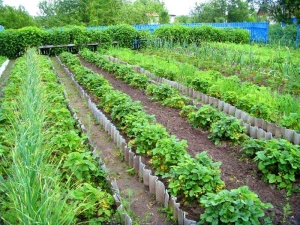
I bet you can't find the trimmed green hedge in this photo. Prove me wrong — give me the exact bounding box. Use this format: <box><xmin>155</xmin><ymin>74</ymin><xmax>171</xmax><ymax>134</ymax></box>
<box><xmin>0</xmin><ymin>24</ymin><xmax>250</xmax><ymax>59</ymax></box>
<box><xmin>154</xmin><ymin>25</ymin><xmax>250</xmax><ymax>45</ymax></box>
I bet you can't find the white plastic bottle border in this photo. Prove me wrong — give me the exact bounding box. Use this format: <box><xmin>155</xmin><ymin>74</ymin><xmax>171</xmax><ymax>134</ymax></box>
<box><xmin>0</xmin><ymin>60</ymin><xmax>9</xmax><ymax>78</ymax></box>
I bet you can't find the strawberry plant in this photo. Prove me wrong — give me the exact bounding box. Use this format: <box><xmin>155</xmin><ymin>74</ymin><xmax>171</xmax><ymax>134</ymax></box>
<box><xmin>188</xmin><ymin>105</ymin><xmax>224</xmax><ymax>130</ymax></box>
<box><xmin>70</xmin><ymin>183</ymin><xmax>114</xmax><ymax>223</ymax></box>
<box><xmin>164</xmin><ymin>152</ymin><xmax>225</xmax><ymax>203</ymax></box>
<box><xmin>161</xmin><ymin>95</ymin><xmax>189</xmax><ymax>109</ymax></box>
<box><xmin>111</xmin><ymin>99</ymin><xmax>144</xmax><ymax>122</ymax></box>
<box><xmin>124</xmin><ymin>73</ymin><xmax>149</xmax><ymax>90</ymax></box>
<box><xmin>146</xmin><ymin>83</ymin><xmax>178</xmax><ymax>101</ymax></box>
<box><xmin>63</xmin><ymin>152</ymin><xmax>108</xmax><ymax>187</ymax></box>
<box><xmin>179</xmin><ymin>105</ymin><xmax>197</xmax><ymax>118</ymax></box>
<box><xmin>122</xmin><ymin>111</ymin><xmax>156</xmax><ymax>138</ymax></box>
<box><xmin>98</xmin><ymin>91</ymin><xmax>131</xmax><ymax>114</ymax></box>
<box><xmin>199</xmin><ymin>186</ymin><xmax>273</xmax><ymax>225</ymax></box>
<box><xmin>151</xmin><ymin>135</ymin><xmax>188</xmax><ymax>175</ymax></box>
<box><xmin>240</xmin><ymin>138</ymin><xmax>266</xmax><ymax>158</ymax></box>
<box><xmin>254</xmin><ymin>139</ymin><xmax>300</xmax><ymax>195</ymax></box>
<box><xmin>208</xmin><ymin>116</ymin><xmax>246</xmax><ymax>146</ymax></box>
<box><xmin>129</xmin><ymin>123</ymin><xmax>169</xmax><ymax>155</ymax></box>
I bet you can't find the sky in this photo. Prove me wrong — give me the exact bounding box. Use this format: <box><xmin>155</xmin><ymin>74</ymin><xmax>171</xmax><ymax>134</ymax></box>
<box><xmin>2</xmin><ymin>0</ymin><xmax>206</xmax><ymax>16</ymax></box>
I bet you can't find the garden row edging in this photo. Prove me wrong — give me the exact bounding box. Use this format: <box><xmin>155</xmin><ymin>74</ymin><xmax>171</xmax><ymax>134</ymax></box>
<box><xmin>106</xmin><ymin>55</ymin><xmax>300</xmax><ymax>145</ymax></box>
<box><xmin>52</xmin><ymin>61</ymin><xmax>133</xmax><ymax>224</ymax></box>
<box><xmin>56</xmin><ymin>56</ymin><xmax>197</xmax><ymax>225</ymax></box>
<box><xmin>0</xmin><ymin>60</ymin><xmax>9</xmax><ymax>78</ymax></box>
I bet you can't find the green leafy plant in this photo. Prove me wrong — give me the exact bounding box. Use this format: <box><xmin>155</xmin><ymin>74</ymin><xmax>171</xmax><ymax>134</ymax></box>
<box><xmin>208</xmin><ymin>116</ymin><xmax>246</xmax><ymax>146</ymax></box>
<box><xmin>164</xmin><ymin>152</ymin><xmax>225</xmax><ymax>203</ymax></box>
<box><xmin>199</xmin><ymin>186</ymin><xmax>273</xmax><ymax>225</ymax></box>
<box><xmin>254</xmin><ymin>139</ymin><xmax>300</xmax><ymax>195</ymax></box>
<box><xmin>150</xmin><ymin>135</ymin><xmax>188</xmax><ymax>175</ymax></box>
<box><xmin>70</xmin><ymin>183</ymin><xmax>114</xmax><ymax>223</ymax></box>
<box><xmin>63</xmin><ymin>152</ymin><xmax>108</xmax><ymax>186</ymax></box>
<box><xmin>179</xmin><ymin>105</ymin><xmax>197</xmax><ymax>118</ymax></box>
<box><xmin>188</xmin><ymin>105</ymin><xmax>223</xmax><ymax>130</ymax></box>
<box><xmin>240</xmin><ymin>138</ymin><xmax>266</xmax><ymax>158</ymax></box>
<box><xmin>161</xmin><ymin>95</ymin><xmax>189</xmax><ymax>109</ymax></box>
<box><xmin>129</xmin><ymin>123</ymin><xmax>169</xmax><ymax>155</ymax></box>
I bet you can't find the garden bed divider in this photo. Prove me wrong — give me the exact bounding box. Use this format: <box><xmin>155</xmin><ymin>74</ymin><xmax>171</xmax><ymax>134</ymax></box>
<box><xmin>57</xmin><ymin>56</ymin><xmax>197</xmax><ymax>225</ymax></box>
<box><xmin>0</xmin><ymin>59</ymin><xmax>9</xmax><ymax>78</ymax></box>
<box><xmin>107</xmin><ymin>56</ymin><xmax>300</xmax><ymax>145</ymax></box>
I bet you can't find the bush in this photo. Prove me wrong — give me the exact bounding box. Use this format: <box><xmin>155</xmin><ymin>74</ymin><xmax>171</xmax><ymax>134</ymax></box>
<box><xmin>268</xmin><ymin>24</ymin><xmax>297</xmax><ymax>47</ymax></box>
<box><xmin>199</xmin><ymin>186</ymin><xmax>273</xmax><ymax>225</ymax></box>
<box><xmin>102</xmin><ymin>24</ymin><xmax>139</xmax><ymax>48</ymax></box>
<box><xmin>153</xmin><ymin>25</ymin><xmax>191</xmax><ymax>44</ymax></box>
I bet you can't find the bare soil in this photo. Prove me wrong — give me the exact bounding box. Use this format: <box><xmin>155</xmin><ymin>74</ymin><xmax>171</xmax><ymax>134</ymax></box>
<box><xmin>76</xmin><ymin>56</ymin><xmax>300</xmax><ymax>225</ymax></box>
<box><xmin>51</xmin><ymin>58</ymin><xmax>173</xmax><ymax>225</ymax></box>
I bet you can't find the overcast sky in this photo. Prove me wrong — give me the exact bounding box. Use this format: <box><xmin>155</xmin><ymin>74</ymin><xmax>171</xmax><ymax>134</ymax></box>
<box><xmin>2</xmin><ymin>0</ymin><xmax>206</xmax><ymax>16</ymax></box>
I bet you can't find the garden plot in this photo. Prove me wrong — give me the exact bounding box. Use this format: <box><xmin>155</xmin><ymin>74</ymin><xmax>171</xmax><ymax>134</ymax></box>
<box><xmin>59</xmin><ymin>51</ymin><xmax>300</xmax><ymax>224</ymax></box>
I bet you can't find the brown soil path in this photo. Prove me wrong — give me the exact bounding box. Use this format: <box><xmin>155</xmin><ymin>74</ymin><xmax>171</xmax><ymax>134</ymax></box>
<box><xmin>51</xmin><ymin>57</ymin><xmax>173</xmax><ymax>225</ymax></box>
<box><xmin>78</xmin><ymin>56</ymin><xmax>300</xmax><ymax>224</ymax></box>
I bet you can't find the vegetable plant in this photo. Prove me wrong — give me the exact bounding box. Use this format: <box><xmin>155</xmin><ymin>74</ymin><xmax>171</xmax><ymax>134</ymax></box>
<box><xmin>164</xmin><ymin>152</ymin><xmax>225</xmax><ymax>203</ymax></box>
<box><xmin>199</xmin><ymin>186</ymin><xmax>273</xmax><ymax>225</ymax></box>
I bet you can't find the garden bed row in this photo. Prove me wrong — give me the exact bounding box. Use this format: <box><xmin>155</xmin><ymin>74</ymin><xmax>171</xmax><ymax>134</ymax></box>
<box><xmin>0</xmin><ymin>50</ymin><xmax>121</xmax><ymax>224</ymax></box>
<box><xmin>105</xmin><ymin>47</ymin><xmax>300</xmax><ymax>133</ymax></box>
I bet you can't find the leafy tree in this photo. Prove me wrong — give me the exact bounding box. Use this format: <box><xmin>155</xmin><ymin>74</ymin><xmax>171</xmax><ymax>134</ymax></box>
<box><xmin>251</xmin><ymin>0</ymin><xmax>300</xmax><ymax>23</ymax></box>
<box><xmin>37</xmin><ymin>0</ymin><xmax>122</xmax><ymax>27</ymax></box>
<box><xmin>175</xmin><ymin>15</ymin><xmax>192</xmax><ymax>24</ymax></box>
<box><xmin>115</xmin><ymin>0</ymin><xmax>169</xmax><ymax>24</ymax></box>
<box><xmin>0</xmin><ymin>5</ymin><xmax>37</xmax><ymax>29</ymax></box>
<box><xmin>190</xmin><ymin>0</ymin><xmax>253</xmax><ymax>23</ymax></box>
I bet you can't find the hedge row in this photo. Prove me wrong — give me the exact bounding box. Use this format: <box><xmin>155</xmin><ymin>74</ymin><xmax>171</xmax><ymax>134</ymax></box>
<box><xmin>153</xmin><ymin>25</ymin><xmax>250</xmax><ymax>45</ymax></box>
<box><xmin>0</xmin><ymin>24</ymin><xmax>250</xmax><ymax>59</ymax></box>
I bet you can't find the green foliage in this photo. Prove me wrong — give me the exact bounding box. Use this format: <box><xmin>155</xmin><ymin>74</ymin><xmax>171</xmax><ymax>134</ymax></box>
<box><xmin>103</xmin><ymin>24</ymin><xmax>139</xmax><ymax>48</ymax></box>
<box><xmin>190</xmin><ymin>26</ymin><xmax>250</xmax><ymax>44</ymax></box>
<box><xmin>188</xmin><ymin>105</ymin><xmax>224</xmax><ymax>130</ymax></box>
<box><xmin>164</xmin><ymin>152</ymin><xmax>225</xmax><ymax>203</ymax></box>
<box><xmin>146</xmin><ymin>83</ymin><xmax>188</xmax><ymax>109</ymax></box>
<box><xmin>70</xmin><ymin>183</ymin><xmax>114</xmax><ymax>223</ymax></box>
<box><xmin>122</xmin><ymin>111</ymin><xmax>156</xmax><ymax>138</ymax></box>
<box><xmin>111</xmin><ymin>100</ymin><xmax>144</xmax><ymax>124</ymax></box>
<box><xmin>154</xmin><ymin>25</ymin><xmax>250</xmax><ymax>45</ymax></box>
<box><xmin>268</xmin><ymin>24</ymin><xmax>297</xmax><ymax>47</ymax></box>
<box><xmin>0</xmin><ymin>5</ymin><xmax>37</xmax><ymax>29</ymax></box>
<box><xmin>63</xmin><ymin>152</ymin><xmax>108</xmax><ymax>186</ymax></box>
<box><xmin>154</xmin><ymin>25</ymin><xmax>191</xmax><ymax>44</ymax></box>
<box><xmin>179</xmin><ymin>105</ymin><xmax>197</xmax><ymax>117</ymax></box>
<box><xmin>151</xmin><ymin>135</ymin><xmax>188</xmax><ymax>175</ymax></box>
<box><xmin>199</xmin><ymin>186</ymin><xmax>273</xmax><ymax>225</ymax></box>
<box><xmin>254</xmin><ymin>139</ymin><xmax>300</xmax><ymax>195</ymax></box>
<box><xmin>129</xmin><ymin>123</ymin><xmax>169</xmax><ymax>155</ymax></box>
<box><xmin>241</xmin><ymin>138</ymin><xmax>266</xmax><ymax>158</ymax></box>
<box><xmin>208</xmin><ymin>116</ymin><xmax>246</xmax><ymax>145</ymax></box>
<box><xmin>280</xmin><ymin>113</ymin><xmax>300</xmax><ymax>132</ymax></box>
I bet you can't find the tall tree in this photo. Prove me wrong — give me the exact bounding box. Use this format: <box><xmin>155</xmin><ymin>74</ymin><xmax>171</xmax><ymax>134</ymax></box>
<box><xmin>251</xmin><ymin>0</ymin><xmax>300</xmax><ymax>23</ymax></box>
<box><xmin>37</xmin><ymin>0</ymin><xmax>122</xmax><ymax>27</ymax></box>
<box><xmin>190</xmin><ymin>0</ymin><xmax>253</xmax><ymax>23</ymax></box>
<box><xmin>0</xmin><ymin>5</ymin><xmax>37</xmax><ymax>29</ymax></box>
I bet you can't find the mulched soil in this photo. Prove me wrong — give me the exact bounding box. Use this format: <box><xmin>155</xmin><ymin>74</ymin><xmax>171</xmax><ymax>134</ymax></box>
<box><xmin>78</xmin><ymin>56</ymin><xmax>300</xmax><ymax>224</ymax></box>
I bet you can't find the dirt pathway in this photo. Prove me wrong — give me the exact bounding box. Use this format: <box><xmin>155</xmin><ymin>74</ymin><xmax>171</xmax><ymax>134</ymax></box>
<box><xmin>77</xmin><ymin>56</ymin><xmax>300</xmax><ymax>224</ymax></box>
<box><xmin>51</xmin><ymin>57</ymin><xmax>172</xmax><ymax>225</ymax></box>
